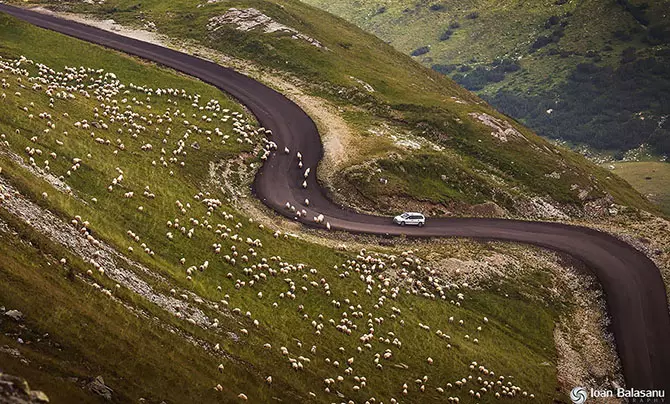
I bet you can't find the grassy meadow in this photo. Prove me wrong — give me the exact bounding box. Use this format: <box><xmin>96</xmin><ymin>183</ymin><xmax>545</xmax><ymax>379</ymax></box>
<box><xmin>0</xmin><ymin>13</ymin><xmax>575</xmax><ymax>403</ymax></box>
<box><xmin>13</xmin><ymin>0</ymin><xmax>656</xmax><ymax>217</ymax></box>
<box><xmin>610</xmin><ymin>161</ymin><xmax>670</xmax><ymax>216</ymax></box>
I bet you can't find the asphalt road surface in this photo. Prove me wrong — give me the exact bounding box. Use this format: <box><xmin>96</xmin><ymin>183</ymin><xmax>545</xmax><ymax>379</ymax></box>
<box><xmin>2</xmin><ymin>4</ymin><xmax>669</xmax><ymax>395</ymax></box>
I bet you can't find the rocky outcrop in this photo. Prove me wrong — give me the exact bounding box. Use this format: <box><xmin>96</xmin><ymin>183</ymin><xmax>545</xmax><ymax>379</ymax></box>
<box><xmin>207</xmin><ymin>8</ymin><xmax>325</xmax><ymax>48</ymax></box>
<box><xmin>4</xmin><ymin>310</ymin><xmax>24</xmax><ymax>322</ymax></box>
<box><xmin>468</xmin><ymin>112</ymin><xmax>526</xmax><ymax>142</ymax></box>
<box><xmin>86</xmin><ymin>376</ymin><xmax>113</xmax><ymax>401</ymax></box>
<box><xmin>0</xmin><ymin>373</ymin><xmax>50</xmax><ymax>403</ymax></box>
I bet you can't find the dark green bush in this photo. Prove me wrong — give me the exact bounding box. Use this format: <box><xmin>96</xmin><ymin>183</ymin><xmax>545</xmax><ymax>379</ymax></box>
<box><xmin>431</xmin><ymin>64</ymin><xmax>457</xmax><ymax>74</ymax></box>
<box><xmin>410</xmin><ymin>46</ymin><xmax>430</xmax><ymax>56</ymax></box>
<box><xmin>439</xmin><ymin>29</ymin><xmax>454</xmax><ymax>41</ymax></box>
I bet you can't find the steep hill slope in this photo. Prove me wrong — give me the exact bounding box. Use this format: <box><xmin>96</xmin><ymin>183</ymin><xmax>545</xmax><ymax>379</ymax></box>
<box><xmin>299</xmin><ymin>0</ymin><xmax>670</xmax><ymax>157</ymax></box>
<box><xmin>9</xmin><ymin>0</ymin><xmax>655</xmax><ymax>220</ymax></box>
<box><xmin>0</xmin><ymin>12</ymin><xmax>606</xmax><ymax>403</ymax></box>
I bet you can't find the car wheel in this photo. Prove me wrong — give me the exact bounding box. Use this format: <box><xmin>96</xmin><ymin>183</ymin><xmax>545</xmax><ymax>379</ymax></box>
<box><xmin>419</xmin><ymin>222</ymin><xmax>424</xmax><ymax>227</ymax></box>
<box><xmin>400</xmin><ymin>221</ymin><xmax>406</xmax><ymax>226</ymax></box>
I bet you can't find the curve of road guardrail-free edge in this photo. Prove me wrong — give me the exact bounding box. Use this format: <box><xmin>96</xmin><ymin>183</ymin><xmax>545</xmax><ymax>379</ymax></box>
<box><xmin>1</xmin><ymin>4</ymin><xmax>669</xmax><ymax>396</ymax></box>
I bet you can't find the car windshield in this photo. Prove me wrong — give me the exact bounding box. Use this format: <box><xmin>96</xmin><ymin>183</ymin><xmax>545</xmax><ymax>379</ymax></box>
<box><xmin>401</xmin><ymin>213</ymin><xmax>409</xmax><ymax>218</ymax></box>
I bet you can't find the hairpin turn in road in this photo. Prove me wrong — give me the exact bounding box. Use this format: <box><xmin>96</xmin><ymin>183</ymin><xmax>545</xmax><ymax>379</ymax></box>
<box><xmin>1</xmin><ymin>4</ymin><xmax>669</xmax><ymax>395</ymax></box>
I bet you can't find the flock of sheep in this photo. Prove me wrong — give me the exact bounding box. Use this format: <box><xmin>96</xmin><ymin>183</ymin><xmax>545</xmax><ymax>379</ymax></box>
<box><xmin>0</xmin><ymin>54</ymin><xmax>539</xmax><ymax>403</ymax></box>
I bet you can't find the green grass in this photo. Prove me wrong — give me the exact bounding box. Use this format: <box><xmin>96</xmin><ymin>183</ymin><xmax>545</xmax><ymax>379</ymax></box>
<box><xmin>0</xmin><ymin>210</ymin><xmax>263</xmax><ymax>403</ymax></box>
<box><xmin>15</xmin><ymin>0</ymin><xmax>657</xmax><ymax>216</ymax></box>
<box><xmin>299</xmin><ymin>0</ymin><xmax>670</xmax><ymax>156</ymax></box>
<box><xmin>298</xmin><ymin>0</ymin><xmax>665</xmax><ymax>77</ymax></box>
<box><xmin>609</xmin><ymin>161</ymin><xmax>670</xmax><ymax>216</ymax></box>
<box><xmin>0</xmin><ymin>13</ymin><xmax>575</xmax><ymax>403</ymax></box>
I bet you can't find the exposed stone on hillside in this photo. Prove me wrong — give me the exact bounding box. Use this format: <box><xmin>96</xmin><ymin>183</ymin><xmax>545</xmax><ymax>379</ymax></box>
<box><xmin>0</xmin><ymin>177</ymin><xmax>214</xmax><ymax>328</ymax></box>
<box><xmin>0</xmin><ymin>373</ymin><xmax>50</xmax><ymax>403</ymax></box>
<box><xmin>4</xmin><ymin>309</ymin><xmax>24</xmax><ymax>322</ymax></box>
<box><xmin>86</xmin><ymin>376</ymin><xmax>113</xmax><ymax>401</ymax></box>
<box><xmin>207</xmin><ymin>8</ymin><xmax>325</xmax><ymax>48</ymax></box>
<box><xmin>468</xmin><ymin>112</ymin><xmax>526</xmax><ymax>142</ymax></box>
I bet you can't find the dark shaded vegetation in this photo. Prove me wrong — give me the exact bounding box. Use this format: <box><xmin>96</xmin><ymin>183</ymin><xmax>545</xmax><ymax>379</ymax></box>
<box><xmin>531</xmin><ymin>17</ymin><xmax>566</xmax><ymax>51</ymax></box>
<box><xmin>440</xmin><ymin>20</ymin><xmax>461</xmax><ymax>40</ymax></box>
<box><xmin>646</xmin><ymin>23</ymin><xmax>670</xmax><ymax>45</ymax></box>
<box><xmin>492</xmin><ymin>58</ymin><xmax>522</xmax><ymax>72</ymax></box>
<box><xmin>429</xmin><ymin>9</ymin><xmax>670</xmax><ymax>156</ymax></box>
<box><xmin>451</xmin><ymin>59</ymin><xmax>521</xmax><ymax>91</ymax></box>
<box><xmin>466</xmin><ymin>11</ymin><xmax>479</xmax><ymax>19</ymax></box>
<box><xmin>532</xmin><ymin>35</ymin><xmax>554</xmax><ymax>50</ymax></box>
<box><xmin>431</xmin><ymin>63</ymin><xmax>457</xmax><ymax>74</ymax></box>
<box><xmin>545</xmin><ymin>15</ymin><xmax>560</xmax><ymax>28</ymax></box>
<box><xmin>616</xmin><ymin>0</ymin><xmax>650</xmax><ymax>26</ymax></box>
<box><xmin>614</xmin><ymin>28</ymin><xmax>635</xmax><ymax>41</ymax></box>
<box><xmin>621</xmin><ymin>46</ymin><xmax>637</xmax><ymax>63</ymax></box>
<box><xmin>410</xmin><ymin>45</ymin><xmax>430</xmax><ymax>56</ymax></box>
<box><xmin>487</xmin><ymin>54</ymin><xmax>670</xmax><ymax>154</ymax></box>
<box><xmin>429</xmin><ymin>3</ymin><xmax>445</xmax><ymax>11</ymax></box>
<box><xmin>439</xmin><ymin>29</ymin><xmax>454</xmax><ymax>41</ymax></box>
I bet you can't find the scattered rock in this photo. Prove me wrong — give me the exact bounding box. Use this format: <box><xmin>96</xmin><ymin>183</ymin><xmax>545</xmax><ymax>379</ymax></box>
<box><xmin>349</xmin><ymin>76</ymin><xmax>375</xmax><ymax>93</ymax></box>
<box><xmin>0</xmin><ymin>345</ymin><xmax>23</xmax><ymax>360</ymax></box>
<box><xmin>0</xmin><ymin>373</ymin><xmax>50</xmax><ymax>403</ymax></box>
<box><xmin>470</xmin><ymin>201</ymin><xmax>507</xmax><ymax>217</ymax></box>
<box><xmin>86</xmin><ymin>376</ymin><xmax>113</xmax><ymax>401</ymax></box>
<box><xmin>468</xmin><ymin>112</ymin><xmax>526</xmax><ymax>142</ymax></box>
<box><xmin>4</xmin><ymin>310</ymin><xmax>23</xmax><ymax>322</ymax></box>
<box><xmin>207</xmin><ymin>8</ymin><xmax>325</xmax><ymax>48</ymax></box>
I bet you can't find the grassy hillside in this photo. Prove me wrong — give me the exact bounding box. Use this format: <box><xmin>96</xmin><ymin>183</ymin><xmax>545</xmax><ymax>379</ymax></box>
<box><xmin>12</xmin><ymin>0</ymin><xmax>656</xmax><ymax>219</ymax></box>
<box><xmin>609</xmin><ymin>161</ymin><xmax>670</xmax><ymax>215</ymax></box>
<box><xmin>0</xmin><ymin>13</ymin><xmax>585</xmax><ymax>403</ymax></box>
<box><xmin>299</xmin><ymin>0</ymin><xmax>670</xmax><ymax>157</ymax></box>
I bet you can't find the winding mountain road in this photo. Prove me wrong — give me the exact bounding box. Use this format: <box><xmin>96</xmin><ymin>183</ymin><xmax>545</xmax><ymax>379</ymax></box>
<box><xmin>1</xmin><ymin>4</ymin><xmax>669</xmax><ymax>395</ymax></box>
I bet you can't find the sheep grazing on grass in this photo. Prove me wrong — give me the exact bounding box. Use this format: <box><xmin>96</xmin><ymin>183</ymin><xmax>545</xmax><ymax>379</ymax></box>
<box><xmin>0</xmin><ymin>56</ymin><xmax>536</xmax><ymax>402</ymax></box>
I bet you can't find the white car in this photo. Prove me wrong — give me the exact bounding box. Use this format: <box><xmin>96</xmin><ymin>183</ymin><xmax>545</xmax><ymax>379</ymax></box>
<box><xmin>393</xmin><ymin>212</ymin><xmax>426</xmax><ymax>227</ymax></box>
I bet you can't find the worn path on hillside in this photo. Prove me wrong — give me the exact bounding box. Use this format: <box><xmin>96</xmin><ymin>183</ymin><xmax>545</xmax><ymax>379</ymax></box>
<box><xmin>1</xmin><ymin>4</ymin><xmax>669</xmax><ymax>395</ymax></box>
